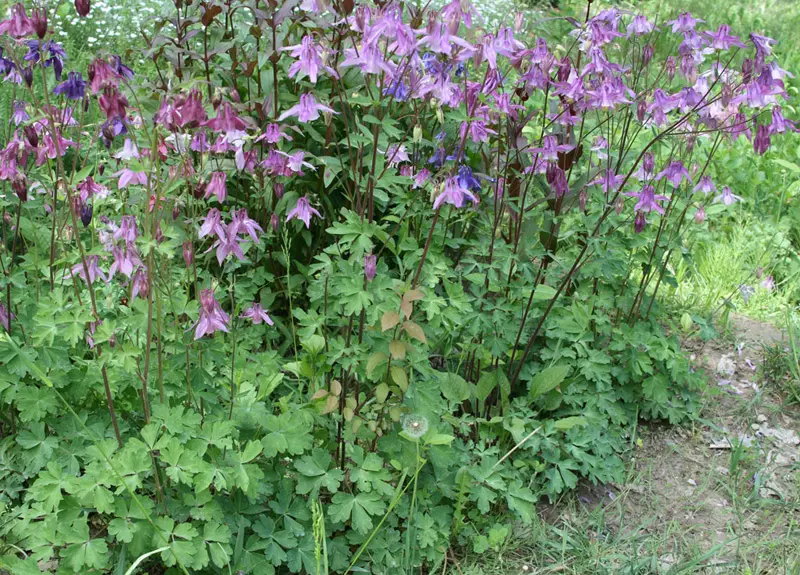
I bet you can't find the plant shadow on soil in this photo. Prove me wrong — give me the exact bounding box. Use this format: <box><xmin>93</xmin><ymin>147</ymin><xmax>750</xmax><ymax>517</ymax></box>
<box><xmin>462</xmin><ymin>315</ymin><xmax>800</xmax><ymax>575</ymax></box>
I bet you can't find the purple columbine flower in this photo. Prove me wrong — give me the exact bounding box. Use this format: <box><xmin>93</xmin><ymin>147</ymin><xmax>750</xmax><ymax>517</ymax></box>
<box><xmin>364</xmin><ymin>254</ymin><xmax>377</xmax><ymax>282</ymax></box>
<box><xmin>71</xmin><ymin>255</ymin><xmax>107</xmax><ymax>284</ymax></box>
<box><xmin>714</xmin><ymin>186</ymin><xmax>743</xmax><ymax>206</ymax></box>
<box><xmin>256</xmin><ymin>123</ymin><xmax>292</xmax><ymax>144</ymax></box>
<box><xmin>229</xmin><ymin>209</ymin><xmax>263</xmax><ymax>243</ymax></box>
<box><xmin>770</xmin><ymin>106</ymin><xmax>796</xmax><ymax>134</ymax></box>
<box><xmin>693</xmin><ymin>176</ymin><xmax>716</xmax><ymax>195</ymax></box>
<box><xmin>656</xmin><ymin>161</ymin><xmax>691</xmax><ymax>187</ymax></box>
<box><xmin>667</xmin><ymin>12</ymin><xmax>702</xmax><ymax>33</ymax></box>
<box><xmin>241</xmin><ymin>303</ymin><xmax>274</xmax><ymax>325</ymax></box>
<box><xmin>203</xmin><ymin>102</ymin><xmax>247</xmax><ymax>133</ymax></box>
<box><xmin>286</xmin><ymin>196</ymin><xmax>322</xmax><ymax>228</ymax></box>
<box><xmin>457</xmin><ymin>166</ymin><xmax>481</xmax><ymax>192</ymax></box>
<box><xmin>626</xmin><ymin>184</ymin><xmax>669</xmax><ymax>214</ymax></box>
<box><xmin>12</xmin><ymin>100</ymin><xmax>29</xmax><ymax>125</ymax></box>
<box><xmin>113</xmin><ymin>215</ymin><xmax>138</xmax><ymax>243</ymax></box>
<box><xmin>212</xmin><ymin>227</ymin><xmax>246</xmax><ymax>265</ymax></box>
<box><xmin>53</xmin><ymin>71</ymin><xmax>86</xmax><ymax>100</ymax></box>
<box><xmin>109</xmin><ymin>243</ymin><xmax>141</xmax><ymax>278</ymax></box>
<box><xmin>199</xmin><ymin>208</ymin><xmax>225</xmax><ymax>239</ymax></box>
<box><xmin>546</xmin><ymin>164</ymin><xmax>569</xmax><ymax>198</ymax></box>
<box><xmin>590</xmin><ymin>169</ymin><xmax>625</xmax><ymax>194</ymax></box>
<box><xmin>278</xmin><ymin>94</ymin><xmax>336</xmax><ymax>123</ymax></box>
<box><xmin>284</xmin><ymin>35</ymin><xmax>337</xmax><ymax>84</ymax></box>
<box><xmin>704</xmin><ymin>24</ymin><xmax>746</xmax><ymax>50</ymax></box>
<box><xmin>205</xmin><ymin>172</ymin><xmax>228</xmax><ymax>203</ymax></box>
<box><xmin>340</xmin><ymin>41</ymin><xmax>396</xmax><ymax>76</ymax></box>
<box><xmin>761</xmin><ymin>275</ymin><xmax>775</xmax><ymax>291</ymax></box>
<box><xmin>433</xmin><ymin>176</ymin><xmax>479</xmax><ymax>210</ymax></box>
<box><xmin>131</xmin><ymin>267</ymin><xmax>149</xmax><ymax>301</ymax></box>
<box><xmin>195</xmin><ymin>289</ymin><xmax>230</xmax><ymax>339</ymax></box>
<box><xmin>753</xmin><ymin>124</ymin><xmax>771</xmax><ymax>155</ymax></box>
<box><xmin>382</xmin><ymin>144</ymin><xmax>410</xmax><ymax>167</ymax></box>
<box><xmin>627</xmin><ymin>14</ymin><xmax>655</xmax><ymax>36</ymax></box>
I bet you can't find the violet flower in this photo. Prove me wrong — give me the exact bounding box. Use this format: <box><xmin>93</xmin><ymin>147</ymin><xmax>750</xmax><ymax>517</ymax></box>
<box><xmin>71</xmin><ymin>255</ymin><xmax>107</xmax><ymax>284</ymax></box>
<box><xmin>693</xmin><ymin>176</ymin><xmax>716</xmax><ymax>195</ymax></box>
<box><xmin>626</xmin><ymin>184</ymin><xmax>669</xmax><ymax>214</ymax></box>
<box><xmin>12</xmin><ymin>100</ymin><xmax>28</xmax><ymax>125</ymax></box>
<box><xmin>284</xmin><ymin>35</ymin><xmax>337</xmax><ymax>84</ymax></box>
<box><xmin>131</xmin><ymin>267</ymin><xmax>149</xmax><ymax>301</ymax></box>
<box><xmin>183</xmin><ymin>241</ymin><xmax>193</xmax><ymax>268</ymax></box>
<box><xmin>195</xmin><ymin>289</ymin><xmax>230</xmax><ymax>339</ymax></box>
<box><xmin>694</xmin><ymin>205</ymin><xmax>706</xmax><ymax>224</ymax></box>
<box><xmin>714</xmin><ymin>186</ymin><xmax>743</xmax><ymax>205</ymax></box>
<box><xmin>205</xmin><ymin>172</ymin><xmax>228</xmax><ymax>203</ymax></box>
<box><xmin>753</xmin><ymin>124</ymin><xmax>771</xmax><ymax>155</ymax></box>
<box><xmin>53</xmin><ymin>72</ymin><xmax>86</xmax><ymax>100</ymax></box>
<box><xmin>241</xmin><ymin>303</ymin><xmax>274</xmax><ymax>325</ymax></box>
<box><xmin>656</xmin><ymin>161</ymin><xmax>691</xmax><ymax>187</ymax></box>
<box><xmin>212</xmin><ymin>228</ymin><xmax>246</xmax><ymax>265</ymax></box>
<box><xmin>203</xmin><ymin>102</ymin><xmax>247</xmax><ymax>132</ymax></box>
<box><xmin>278</xmin><ymin>94</ymin><xmax>336</xmax><ymax>123</ymax></box>
<box><xmin>286</xmin><ymin>196</ymin><xmax>322</xmax><ymax>228</ymax></box>
<box><xmin>256</xmin><ymin>123</ymin><xmax>292</xmax><ymax>144</ymax></box>
<box><xmin>199</xmin><ymin>208</ymin><xmax>226</xmax><ymax>239</ymax></box>
<box><xmin>229</xmin><ymin>209</ymin><xmax>263</xmax><ymax>242</ymax></box>
<box><xmin>433</xmin><ymin>176</ymin><xmax>479</xmax><ymax>210</ymax></box>
<box><xmin>667</xmin><ymin>12</ymin><xmax>702</xmax><ymax>33</ymax></box>
<box><xmin>704</xmin><ymin>25</ymin><xmax>746</xmax><ymax>51</ymax></box>
<box><xmin>114</xmin><ymin>215</ymin><xmax>138</xmax><ymax>243</ymax></box>
<box><xmin>108</xmin><ymin>244</ymin><xmax>141</xmax><ymax>278</ymax></box>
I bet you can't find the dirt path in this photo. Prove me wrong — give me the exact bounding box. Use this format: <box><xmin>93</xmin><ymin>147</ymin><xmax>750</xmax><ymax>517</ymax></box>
<box><xmin>599</xmin><ymin>315</ymin><xmax>799</xmax><ymax>573</ymax></box>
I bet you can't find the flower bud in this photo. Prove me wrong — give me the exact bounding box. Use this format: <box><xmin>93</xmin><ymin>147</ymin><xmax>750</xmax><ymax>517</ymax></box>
<box><xmin>109</xmin><ymin>333</ymin><xmax>117</xmax><ymax>348</ymax></box>
<box><xmin>642</xmin><ymin>44</ymin><xmax>654</xmax><ymax>66</ymax></box>
<box><xmin>75</xmin><ymin>0</ymin><xmax>90</xmax><ymax>17</ymax></box>
<box><xmin>514</xmin><ymin>12</ymin><xmax>524</xmax><ymax>33</ymax></box>
<box><xmin>364</xmin><ymin>254</ymin><xmax>377</xmax><ymax>282</ymax></box>
<box><xmin>637</xmin><ymin>100</ymin><xmax>646</xmax><ymax>122</ymax></box>
<box><xmin>270</xmin><ymin>213</ymin><xmax>280</xmax><ymax>233</ymax></box>
<box><xmin>274</xmin><ymin>182</ymin><xmax>284</xmax><ymax>199</ymax></box>
<box><xmin>579</xmin><ymin>189</ymin><xmax>587</xmax><ymax>212</ymax></box>
<box><xmin>615</xmin><ymin>196</ymin><xmax>624</xmax><ymax>215</ymax></box>
<box><xmin>12</xmin><ymin>174</ymin><xmax>27</xmax><ymax>202</ymax></box>
<box><xmin>182</xmin><ymin>241</ymin><xmax>193</xmax><ymax>267</ymax></box>
<box><xmin>22</xmin><ymin>66</ymin><xmax>33</xmax><ymax>88</ymax></box>
<box><xmin>413</xmin><ymin>124</ymin><xmax>423</xmax><ymax>144</ymax></box>
<box><xmin>80</xmin><ymin>202</ymin><xmax>93</xmax><ymax>227</ymax></box>
<box><xmin>634</xmin><ymin>211</ymin><xmax>646</xmax><ymax>233</ymax></box>
<box><xmin>435</xmin><ymin>106</ymin><xmax>444</xmax><ymax>124</ymax></box>
<box><xmin>643</xmin><ymin>152</ymin><xmax>654</xmax><ymax>174</ymax></box>
<box><xmin>665</xmin><ymin>56</ymin><xmax>676</xmax><ymax>81</ymax></box>
<box><xmin>32</xmin><ymin>8</ymin><xmax>48</xmax><ymax>39</ymax></box>
<box><xmin>694</xmin><ymin>205</ymin><xmax>705</xmax><ymax>224</ymax></box>
<box><xmin>23</xmin><ymin>125</ymin><xmax>38</xmax><ymax>148</ymax></box>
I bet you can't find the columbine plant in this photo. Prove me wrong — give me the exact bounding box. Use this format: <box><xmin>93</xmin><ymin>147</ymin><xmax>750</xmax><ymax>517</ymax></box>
<box><xmin>0</xmin><ymin>0</ymin><xmax>794</xmax><ymax>572</ymax></box>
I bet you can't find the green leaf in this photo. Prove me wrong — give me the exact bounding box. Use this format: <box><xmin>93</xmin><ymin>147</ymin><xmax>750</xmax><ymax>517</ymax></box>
<box><xmin>553</xmin><ymin>416</ymin><xmax>587</xmax><ymax>430</ymax></box>
<box><xmin>529</xmin><ymin>365</ymin><xmax>571</xmax><ymax>400</ymax></box>
<box><xmin>328</xmin><ymin>491</ymin><xmax>385</xmax><ymax>534</ymax></box>
<box><xmin>532</xmin><ymin>284</ymin><xmax>557</xmax><ymax>301</ymax></box>
<box><xmin>62</xmin><ymin>538</ymin><xmax>109</xmax><ymax>572</ymax></box>
<box><xmin>476</xmin><ymin>370</ymin><xmax>506</xmax><ymax>403</ymax></box>
<box><xmin>294</xmin><ymin>448</ymin><xmax>344</xmax><ymax>496</ymax></box>
<box><xmin>257</xmin><ymin>372</ymin><xmax>284</xmax><ymax>400</ymax></box>
<box><xmin>772</xmin><ymin>158</ymin><xmax>800</xmax><ymax>173</ymax></box>
<box><xmin>439</xmin><ymin>372</ymin><xmax>470</xmax><ymax>403</ymax></box>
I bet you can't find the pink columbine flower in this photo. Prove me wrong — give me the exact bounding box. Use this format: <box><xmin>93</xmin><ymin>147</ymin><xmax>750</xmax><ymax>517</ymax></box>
<box><xmin>761</xmin><ymin>275</ymin><xmax>775</xmax><ymax>291</ymax></box>
<box><xmin>115</xmin><ymin>169</ymin><xmax>148</xmax><ymax>189</ymax></box>
<box><xmin>714</xmin><ymin>186</ymin><xmax>743</xmax><ymax>206</ymax></box>
<box><xmin>241</xmin><ymin>303</ymin><xmax>274</xmax><ymax>325</ymax></box>
<box><xmin>0</xmin><ymin>3</ymin><xmax>34</xmax><ymax>38</ymax></box>
<box><xmin>626</xmin><ymin>184</ymin><xmax>669</xmax><ymax>214</ymax></box>
<box><xmin>131</xmin><ymin>267</ymin><xmax>149</xmax><ymax>301</ymax></box>
<box><xmin>212</xmin><ymin>227</ymin><xmax>246</xmax><ymax>265</ymax></box>
<box><xmin>203</xmin><ymin>102</ymin><xmax>247</xmax><ymax>132</ymax></box>
<box><xmin>229</xmin><ymin>209</ymin><xmax>263</xmax><ymax>243</ymax></box>
<box><xmin>205</xmin><ymin>172</ymin><xmax>228</xmax><ymax>203</ymax></box>
<box><xmin>195</xmin><ymin>289</ymin><xmax>230</xmax><ymax>339</ymax></box>
<box><xmin>256</xmin><ymin>123</ymin><xmax>293</xmax><ymax>144</ymax></box>
<box><xmin>109</xmin><ymin>243</ymin><xmax>142</xmax><ymax>278</ymax></box>
<box><xmin>113</xmin><ymin>215</ymin><xmax>139</xmax><ymax>243</ymax></box>
<box><xmin>382</xmin><ymin>144</ymin><xmax>410</xmax><ymax>167</ymax></box>
<box><xmin>71</xmin><ymin>256</ymin><xmax>107</xmax><ymax>284</ymax></box>
<box><xmin>667</xmin><ymin>12</ymin><xmax>702</xmax><ymax>33</ymax></box>
<box><xmin>284</xmin><ymin>35</ymin><xmax>337</xmax><ymax>84</ymax></box>
<box><xmin>199</xmin><ymin>208</ymin><xmax>226</xmax><ymax>239</ymax></box>
<box><xmin>694</xmin><ymin>205</ymin><xmax>706</xmax><ymax>224</ymax></box>
<box><xmin>278</xmin><ymin>94</ymin><xmax>336</xmax><ymax>123</ymax></box>
<box><xmin>286</xmin><ymin>196</ymin><xmax>322</xmax><ymax>228</ymax></box>
<box><xmin>278</xmin><ymin>150</ymin><xmax>315</xmax><ymax>173</ymax></box>
<box><xmin>433</xmin><ymin>177</ymin><xmax>479</xmax><ymax>210</ymax></box>
<box><xmin>183</xmin><ymin>241</ymin><xmax>193</xmax><ymax>267</ymax></box>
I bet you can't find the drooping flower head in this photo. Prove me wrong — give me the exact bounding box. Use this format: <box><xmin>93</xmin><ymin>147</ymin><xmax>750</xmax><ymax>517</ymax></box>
<box><xmin>364</xmin><ymin>254</ymin><xmax>377</xmax><ymax>282</ymax></box>
<box><xmin>195</xmin><ymin>288</ymin><xmax>230</xmax><ymax>339</ymax></box>
<box><xmin>278</xmin><ymin>94</ymin><xmax>336</xmax><ymax>123</ymax></box>
<box><xmin>433</xmin><ymin>176</ymin><xmax>479</xmax><ymax>210</ymax></box>
<box><xmin>241</xmin><ymin>303</ymin><xmax>274</xmax><ymax>325</ymax></box>
<box><xmin>286</xmin><ymin>196</ymin><xmax>322</xmax><ymax>228</ymax></box>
